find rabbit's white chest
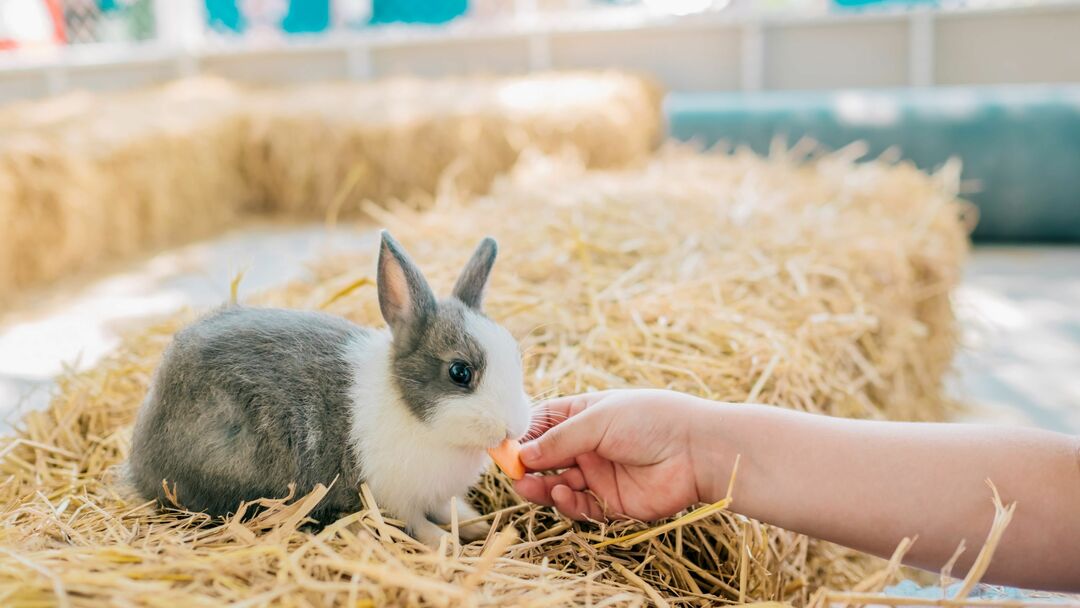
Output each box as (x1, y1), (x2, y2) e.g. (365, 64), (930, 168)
(361, 434), (488, 516)
(346, 333), (490, 519)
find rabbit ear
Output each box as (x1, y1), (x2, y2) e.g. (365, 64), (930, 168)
(377, 231), (436, 338)
(452, 237), (498, 310)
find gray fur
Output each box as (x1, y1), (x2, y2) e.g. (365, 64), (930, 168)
(392, 297), (487, 422)
(379, 232), (498, 422)
(452, 237), (497, 310)
(129, 306), (368, 523)
(377, 230), (436, 351)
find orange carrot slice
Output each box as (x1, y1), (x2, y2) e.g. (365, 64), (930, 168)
(487, 439), (526, 480)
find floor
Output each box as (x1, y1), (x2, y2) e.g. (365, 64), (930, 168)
(951, 247), (1080, 433)
(1, 228), (1078, 436)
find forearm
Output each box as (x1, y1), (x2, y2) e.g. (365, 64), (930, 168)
(695, 402), (1080, 591)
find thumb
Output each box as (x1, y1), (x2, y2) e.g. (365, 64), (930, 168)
(520, 407), (610, 471)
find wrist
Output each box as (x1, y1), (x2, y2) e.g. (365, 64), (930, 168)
(689, 399), (748, 504)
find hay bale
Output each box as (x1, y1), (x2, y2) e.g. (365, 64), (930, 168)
(0, 146), (972, 605)
(66, 80), (254, 257)
(334, 145), (970, 423)
(240, 71), (663, 215)
(0, 78), (252, 304)
(0, 72), (661, 308)
(0, 136), (107, 292)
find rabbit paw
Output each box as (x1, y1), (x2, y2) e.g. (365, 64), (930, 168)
(459, 519), (492, 542)
(429, 497), (490, 543)
(409, 518), (450, 549)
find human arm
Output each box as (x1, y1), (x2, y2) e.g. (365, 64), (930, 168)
(514, 389), (1080, 591)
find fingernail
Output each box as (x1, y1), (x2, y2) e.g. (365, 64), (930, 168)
(519, 441), (540, 464)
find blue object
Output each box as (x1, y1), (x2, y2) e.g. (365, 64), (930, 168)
(282, 0), (331, 33)
(205, 0), (245, 32)
(885, 580), (1057, 603)
(204, 0), (468, 31)
(666, 87), (1080, 243)
(204, 0), (332, 34)
(370, 0), (468, 25)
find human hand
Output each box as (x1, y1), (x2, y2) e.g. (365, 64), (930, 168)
(514, 389), (724, 522)
(519, 388), (1080, 591)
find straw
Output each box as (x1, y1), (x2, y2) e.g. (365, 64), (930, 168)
(0, 72), (661, 310)
(0, 143), (976, 605)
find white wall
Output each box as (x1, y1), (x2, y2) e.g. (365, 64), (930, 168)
(935, 8), (1080, 85)
(764, 21), (909, 89)
(550, 26), (744, 91)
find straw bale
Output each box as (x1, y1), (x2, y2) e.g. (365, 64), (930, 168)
(0, 72), (661, 307)
(0, 78), (252, 303)
(0, 145), (974, 606)
(240, 72), (663, 215)
(0, 136), (106, 292)
(304, 145), (969, 422)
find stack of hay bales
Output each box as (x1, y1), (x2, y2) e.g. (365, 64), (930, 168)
(0, 71), (662, 306)
(0, 146), (972, 605)
(0, 78), (252, 302)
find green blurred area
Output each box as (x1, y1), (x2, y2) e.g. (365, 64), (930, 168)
(666, 87), (1080, 243)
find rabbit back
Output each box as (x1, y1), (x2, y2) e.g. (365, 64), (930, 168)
(129, 306), (368, 522)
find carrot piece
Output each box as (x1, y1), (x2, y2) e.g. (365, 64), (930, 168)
(487, 439), (526, 480)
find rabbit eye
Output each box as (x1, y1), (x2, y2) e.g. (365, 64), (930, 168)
(448, 360), (473, 387)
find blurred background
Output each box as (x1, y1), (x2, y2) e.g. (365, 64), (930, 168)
(0, 0), (1078, 436)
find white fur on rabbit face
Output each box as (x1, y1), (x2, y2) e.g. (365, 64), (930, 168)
(376, 232), (531, 449)
(428, 312), (531, 448)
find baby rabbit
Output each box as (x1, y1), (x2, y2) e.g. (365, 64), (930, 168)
(128, 231), (532, 547)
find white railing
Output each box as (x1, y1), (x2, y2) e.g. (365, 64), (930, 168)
(1, 0), (1078, 101)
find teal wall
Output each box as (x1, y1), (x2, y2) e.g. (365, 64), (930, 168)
(666, 87), (1080, 243)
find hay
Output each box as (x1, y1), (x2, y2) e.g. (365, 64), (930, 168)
(0, 145), (980, 606)
(241, 72), (663, 215)
(0, 72), (661, 308)
(0, 78), (252, 303)
(316, 144), (970, 422)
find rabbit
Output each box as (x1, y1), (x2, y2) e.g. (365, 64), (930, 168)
(128, 230), (532, 547)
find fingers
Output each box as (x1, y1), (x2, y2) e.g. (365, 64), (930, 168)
(526, 391), (609, 438)
(520, 402), (612, 471)
(515, 472), (604, 521)
(513, 468), (587, 507)
(551, 484), (606, 521)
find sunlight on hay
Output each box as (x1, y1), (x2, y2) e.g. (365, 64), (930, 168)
(323, 145), (971, 422)
(0, 145), (975, 606)
(0, 72), (661, 308)
(240, 72), (662, 217)
(0, 79), (252, 302)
